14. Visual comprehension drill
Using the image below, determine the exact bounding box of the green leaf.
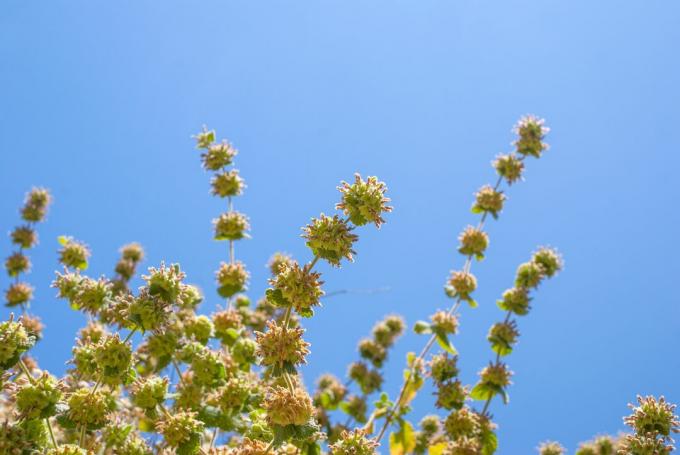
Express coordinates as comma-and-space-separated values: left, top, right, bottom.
389, 420, 416, 455
435, 331, 457, 355
429, 442, 448, 455
57, 236, 69, 246
413, 321, 432, 334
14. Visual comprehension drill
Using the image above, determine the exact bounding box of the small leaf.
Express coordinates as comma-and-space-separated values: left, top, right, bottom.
389, 420, 416, 455
413, 321, 432, 335
57, 236, 69, 246
435, 332, 458, 355
429, 442, 448, 455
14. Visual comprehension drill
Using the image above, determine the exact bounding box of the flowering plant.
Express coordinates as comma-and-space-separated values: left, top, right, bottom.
1, 117, 676, 455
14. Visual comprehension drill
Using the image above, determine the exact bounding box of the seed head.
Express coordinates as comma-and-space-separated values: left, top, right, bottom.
472, 185, 505, 219
372, 315, 405, 348
336, 174, 392, 228
210, 375, 254, 412
15, 372, 62, 419
19, 315, 44, 340
5, 282, 33, 307
458, 226, 489, 261
538, 441, 566, 455
156, 410, 205, 451
532, 247, 563, 278
216, 261, 250, 298
267, 252, 294, 276
436, 380, 468, 411
190, 347, 226, 387
430, 311, 459, 335
344, 394, 368, 424
314, 374, 348, 409
212, 309, 243, 343
67, 387, 115, 429
5, 253, 31, 277
478, 362, 513, 391
125, 291, 172, 332
130, 376, 168, 412
71, 276, 112, 314
256, 320, 310, 370
302, 214, 358, 267
94, 334, 134, 385
267, 261, 324, 317
11, 226, 38, 249
445, 271, 477, 306
515, 261, 545, 289
624, 395, 679, 438
444, 407, 479, 440
514, 115, 549, 158
488, 321, 520, 357
497, 287, 531, 316
46, 445, 88, 455
329, 429, 379, 455
494, 153, 525, 185
57, 237, 90, 270
202, 142, 237, 170
232, 337, 257, 365
213, 212, 250, 241
429, 354, 459, 384
143, 263, 186, 304
211, 170, 245, 198
0, 319, 34, 370
358, 339, 387, 368
263, 386, 314, 426
184, 314, 214, 345
21, 188, 52, 223
194, 126, 216, 149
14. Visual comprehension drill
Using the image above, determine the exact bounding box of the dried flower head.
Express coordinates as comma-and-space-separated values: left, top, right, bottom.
216, 261, 250, 298
125, 291, 172, 332
472, 185, 505, 219
514, 115, 549, 158
214, 212, 250, 241
15, 372, 62, 419
4, 253, 30, 277
497, 287, 531, 316
472, 362, 513, 402
19, 314, 44, 340
156, 410, 205, 452
21, 188, 52, 222
232, 337, 257, 365
256, 320, 310, 372
336, 174, 392, 228
57, 236, 90, 270
458, 226, 489, 261
0, 318, 34, 370
263, 386, 314, 426
315, 374, 348, 409
488, 321, 520, 357
210, 375, 254, 412
494, 153, 525, 185
329, 429, 379, 455
211, 170, 245, 198
344, 394, 368, 424
443, 407, 480, 441
52, 271, 82, 301
267, 261, 324, 317
5, 282, 33, 307
190, 347, 227, 387
302, 214, 358, 267
445, 271, 477, 306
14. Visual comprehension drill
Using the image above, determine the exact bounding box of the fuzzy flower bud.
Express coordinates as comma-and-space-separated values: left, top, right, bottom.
202, 142, 237, 170
184, 314, 214, 345
264, 386, 314, 426
5, 253, 30, 277
232, 337, 257, 365
329, 429, 379, 455
15, 373, 62, 419
472, 363, 513, 402
0, 319, 34, 370
445, 271, 477, 306
190, 347, 227, 387
430, 311, 459, 335
532, 247, 563, 278
472, 185, 505, 219
130, 376, 168, 412
538, 441, 566, 455
256, 320, 310, 371
436, 380, 468, 411
267, 261, 324, 317
156, 411, 205, 452
210, 375, 254, 412
336, 174, 392, 228
212, 309, 243, 344
493, 153, 525, 185
5, 282, 33, 307
94, 334, 134, 385
67, 387, 115, 429
358, 338, 387, 368
267, 252, 294, 276
214, 212, 250, 241
444, 407, 479, 440
216, 261, 249, 298
497, 287, 531, 316
21, 188, 52, 222
143, 263, 185, 304
57, 236, 90, 270
302, 214, 358, 267
211, 170, 245, 198
514, 115, 549, 158
515, 261, 545, 289
488, 321, 520, 357
72, 276, 112, 314
429, 354, 459, 384
458, 226, 489, 261
624, 395, 679, 438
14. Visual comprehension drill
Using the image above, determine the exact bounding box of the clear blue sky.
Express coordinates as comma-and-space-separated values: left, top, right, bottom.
1, 1, 679, 453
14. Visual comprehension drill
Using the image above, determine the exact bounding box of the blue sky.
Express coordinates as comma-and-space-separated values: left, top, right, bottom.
1, 1, 679, 453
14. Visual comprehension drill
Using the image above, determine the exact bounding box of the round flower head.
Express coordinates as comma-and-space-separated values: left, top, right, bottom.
267, 252, 294, 276
130, 376, 168, 413
184, 314, 214, 344
156, 410, 205, 452
70, 340, 98, 380
493, 153, 525, 185
372, 315, 405, 348
47, 445, 88, 455
444, 407, 479, 440
57, 236, 90, 270
143, 263, 186, 305
216, 261, 249, 298
458, 226, 489, 261
488, 321, 520, 357
67, 387, 115, 429
302, 214, 358, 267
472, 362, 513, 402
532, 247, 563, 278
444, 271, 477, 307
19, 315, 44, 340
120, 242, 144, 263
125, 291, 172, 332
429, 353, 459, 384
358, 338, 387, 368
263, 386, 314, 426
497, 287, 531, 316
348, 362, 383, 395
94, 334, 134, 385
194, 126, 216, 149
211, 170, 245, 198
329, 429, 379, 455
255, 320, 311, 372
15, 372, 63, 419
266, 261, 324, 317
190, 347, 227, 387
179, 284, 203, 309
202, 141, 237, 170
115, 259, 136, 282
5, 253, 30, 277
471, 185, 505, 219
624, 395, 679, 438
212, 308, 243, 344
231, 337, 257, 365
118, 434, 152, 455
5, 282, 33, 307
419, 415, 441, 436
336, 174, 392, 228
21, 188, 52, 223
315, 374, 348, 409
72, 276, 112, 314
213, 212, 250, 241
0, 318, 35, 370
344, 394, 368, 424
430, 311, 459, 335
436, 380, 468, 410
515, 261, 545, 289
538, 441, 566, 455
52, 271, 82, 301
514, 115, 549, 158
210, 375, 254, 412
11, 225, 38, 249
